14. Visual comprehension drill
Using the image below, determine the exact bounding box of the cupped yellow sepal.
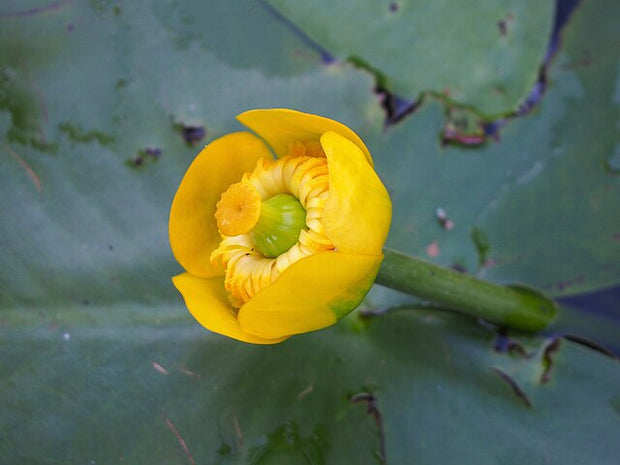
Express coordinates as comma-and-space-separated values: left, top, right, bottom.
321, 131, 392, 255
169, 132, 273, 278
172, 273, 287, 344
170, 109, 392, 344
238, 252, 384, 339
237, 108, 374, 165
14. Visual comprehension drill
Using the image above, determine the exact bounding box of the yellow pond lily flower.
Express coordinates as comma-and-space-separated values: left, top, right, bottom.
169, 109, 392, 344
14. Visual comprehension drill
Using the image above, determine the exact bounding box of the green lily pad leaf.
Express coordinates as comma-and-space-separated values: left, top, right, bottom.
2, 309, 619, 464
266, 0, 554, 116
369, 0, 620, 296
1, 1, 619, 464
0, 0, 381, 310
475, 0, 620, 294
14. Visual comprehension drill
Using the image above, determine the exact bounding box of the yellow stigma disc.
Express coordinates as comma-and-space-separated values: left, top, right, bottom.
215, 181, 261, 236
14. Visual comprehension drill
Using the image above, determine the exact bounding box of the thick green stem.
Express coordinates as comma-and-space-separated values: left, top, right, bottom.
376, 248, 557, 332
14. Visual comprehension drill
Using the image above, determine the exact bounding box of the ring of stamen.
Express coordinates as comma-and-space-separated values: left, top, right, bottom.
211, 153, 334, 307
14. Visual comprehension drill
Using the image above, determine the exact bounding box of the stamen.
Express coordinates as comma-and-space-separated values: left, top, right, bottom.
211, 153, 334, 307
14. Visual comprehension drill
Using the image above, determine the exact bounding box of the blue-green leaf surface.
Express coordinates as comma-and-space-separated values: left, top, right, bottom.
1, 1, 619, 464
266, 0, 555, 116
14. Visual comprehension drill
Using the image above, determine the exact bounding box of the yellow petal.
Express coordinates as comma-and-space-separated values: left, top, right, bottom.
238, 252, 383, 339
237, 108, 374, 165
321, 131, 392, 255
172, 273, 286, 344
169, 132, 273, 278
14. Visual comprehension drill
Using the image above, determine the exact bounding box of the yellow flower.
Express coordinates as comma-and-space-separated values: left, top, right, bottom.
169, 109, 392, 344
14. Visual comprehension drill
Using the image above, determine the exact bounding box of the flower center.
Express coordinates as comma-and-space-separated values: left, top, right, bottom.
250, 194, 307, 258
210, 153, 335, 307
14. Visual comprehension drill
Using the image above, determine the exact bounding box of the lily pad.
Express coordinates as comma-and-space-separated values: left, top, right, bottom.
0, 0, 381, 311
266, 0, 554, 116
2, 308, 619, 464
1, 1, 619, 464
369, 0, 620, 296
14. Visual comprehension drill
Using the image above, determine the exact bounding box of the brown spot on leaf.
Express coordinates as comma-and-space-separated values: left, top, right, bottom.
450, 263, 467, 273
127, 147, 162, 168
233, 415, 244, 449
554, 275, 586, 292
426, 240, 440, 257
181, 125, 206, 145
436, 207, 454, 230
497, 12, 514, 36
497, 19, 508, 36
128, 156, 143, 167
540, 337, 561, 384
563, 334, 617, 359
0, 0, 69, 18
441, 106, 487, 147
492, 367, 532, 408
350, 392, 387, 465
164, 414, 196, 465
493, 331, 531, 358
5, 143, 42, 192
297, 384, 314, 399
177, 366, 200, 378
151, 361, 169, 375
442, 127, 486, 146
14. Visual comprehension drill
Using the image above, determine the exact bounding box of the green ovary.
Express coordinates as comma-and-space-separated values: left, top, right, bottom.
251, 194, 307, 258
